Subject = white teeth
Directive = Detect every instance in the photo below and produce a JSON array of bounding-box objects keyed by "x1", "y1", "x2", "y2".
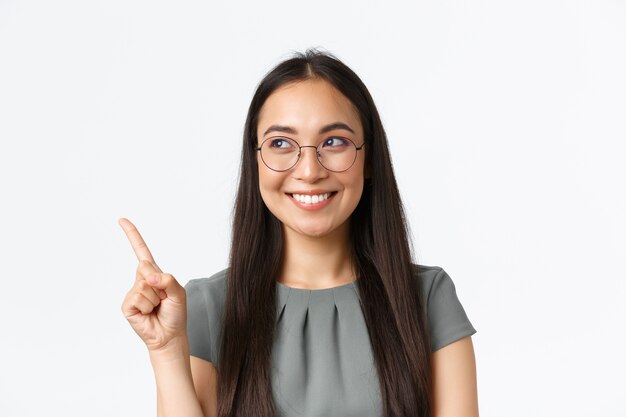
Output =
[{"x1": 292, "y1": 193, "x2": 331, "y2": 204}]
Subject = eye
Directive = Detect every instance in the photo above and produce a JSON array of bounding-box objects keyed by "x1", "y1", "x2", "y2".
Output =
[
  {"x1": 268, "y1": 138, "x2": 295, "y2": 149},
  {"x1": 321, "y1": 137, "x2": 350, "y2": 149}
]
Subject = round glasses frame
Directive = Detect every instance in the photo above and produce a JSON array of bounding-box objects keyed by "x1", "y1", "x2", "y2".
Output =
[{"x1": 256, "y1": 137, "x2": 366, "y2": 173}]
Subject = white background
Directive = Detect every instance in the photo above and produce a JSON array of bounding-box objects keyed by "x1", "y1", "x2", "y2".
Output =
[{"x1": 1, "y1": 0, "x2": 624, "y2": 416}]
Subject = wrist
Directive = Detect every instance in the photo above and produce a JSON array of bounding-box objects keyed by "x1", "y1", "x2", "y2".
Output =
[{"x1": 148, "y1": 336, "x2": 189, "y2": 363}]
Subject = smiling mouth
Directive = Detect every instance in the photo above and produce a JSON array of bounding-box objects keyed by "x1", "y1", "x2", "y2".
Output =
[{"x1": 287, "y1": 192, "x2": 337, "y2": 205}]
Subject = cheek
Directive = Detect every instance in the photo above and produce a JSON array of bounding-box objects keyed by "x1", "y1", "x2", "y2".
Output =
[
  {"x1": 346, "y1": 158, "x2": 366, "y2": 190},
  {"x1": 346, "y1": 160, "x2": 367, "y2": 204},
  {"x1": 258, "y1": 167, "x2": 286, "y2": 204},
  {"x1": 340, "y1": 172, "x2": 365, "y2": 205}
]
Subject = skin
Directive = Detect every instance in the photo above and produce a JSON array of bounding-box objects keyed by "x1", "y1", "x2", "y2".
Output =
[
  {"x1": 432, "y1": 336, "x2": 480, "y2": 417},
  {"x1": 255, "y1": 78, "x2": 366, "y2": 289},
  {"x1": 119, "y1": 218, "x2": 206, "y2": 417},
  {"x1": 120, "y1": 78, "x2": 479, "y2": 417}
]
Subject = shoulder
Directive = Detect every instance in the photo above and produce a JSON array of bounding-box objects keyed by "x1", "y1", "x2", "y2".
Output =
[
  {"x1": 185, "y1": 268, "x2": 229, "y2": 365},
  {"x1": 184, "y1": 268, "x2": 229, "y2": 316},
  {"x1": 410, "y1": 263, "x2": 477, "y2": 351},
  {"x1": 411, "y1": 263, "x2": 450, "y2": 299},
  {"x1": 185, "y1": 268, "x2": 229, "y2": 296}
]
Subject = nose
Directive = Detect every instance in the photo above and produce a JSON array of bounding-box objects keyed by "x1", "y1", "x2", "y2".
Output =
[{"x1": 292, "y1": 145, "x2": 327, "y2": 182}]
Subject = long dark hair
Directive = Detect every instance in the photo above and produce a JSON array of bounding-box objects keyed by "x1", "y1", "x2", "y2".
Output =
[{"x1": 218, "y1": 49, "x2": 432, "y2": 417}]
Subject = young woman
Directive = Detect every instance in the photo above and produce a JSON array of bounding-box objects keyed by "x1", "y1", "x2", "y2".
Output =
[{"x1": 121, "y1": 49, "x2": 478, "y2": 417}]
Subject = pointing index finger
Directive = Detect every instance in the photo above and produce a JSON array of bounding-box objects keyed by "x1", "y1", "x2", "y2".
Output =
[{"x1": 118, "y1": 218, "x2": 162, "y2": 272}]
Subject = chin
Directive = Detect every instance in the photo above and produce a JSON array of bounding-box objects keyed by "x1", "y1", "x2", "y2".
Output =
[
  {"x1": 298, "y1": 228, "x2": 331, "y2": 238},
  {"x1": 305, "y1": 230, "x2": 332, "y2": 238},
  {"x1": 290, "y1": 223, "x2": 335, "y2": 239}
]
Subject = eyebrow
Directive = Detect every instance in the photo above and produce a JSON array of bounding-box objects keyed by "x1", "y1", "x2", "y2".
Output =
[{"x1": 263, "y1": 122, "x2": 355, "y2": 137}]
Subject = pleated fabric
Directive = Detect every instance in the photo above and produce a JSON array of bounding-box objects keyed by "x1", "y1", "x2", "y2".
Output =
[
  {"x1": 272, "y1": 280, "x2": 381, "y2": 416},
  {"x1": 185, "y1": 265, "x2": 477, "y2": 417}
]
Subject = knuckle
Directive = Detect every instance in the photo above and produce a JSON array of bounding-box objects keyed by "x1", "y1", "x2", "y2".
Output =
[
  {"x1": 132, "y1": 293, "x2": 144, "y2": 305},
  {"x1": 152, "y1": 289, "x2": 164, "y2": 301}
]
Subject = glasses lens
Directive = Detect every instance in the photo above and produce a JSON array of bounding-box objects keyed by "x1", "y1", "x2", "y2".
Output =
[
  {"x1": 260, "y1": 137, "x2": 300, "y2": 171},
  {"x1": 317, "y1": 137, "x2": 358, "y2": 172}
]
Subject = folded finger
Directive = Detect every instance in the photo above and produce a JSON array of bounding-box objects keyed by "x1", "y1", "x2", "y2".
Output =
[
  {"x1": 144, "y1": 272, "x2": 185, "y2": 304},
  {"x1": 136, "y1": 259, "x2": 160, "y2": 282},
  {"x1": 137, "y1": 280, "x2": 163, "y2": 306},
  {"x1": 132, "y1": 292, "x2": 156, "y2": 315}
]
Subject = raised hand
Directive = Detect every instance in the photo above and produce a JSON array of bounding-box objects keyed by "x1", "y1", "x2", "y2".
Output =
[{"x1": 119, "y1": 218, "x2": 187, "y2": 352}]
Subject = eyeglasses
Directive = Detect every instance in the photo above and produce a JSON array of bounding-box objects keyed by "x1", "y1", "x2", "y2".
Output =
[{"x1": 256, "y1": 136, "x2": 365, "y2": 172}]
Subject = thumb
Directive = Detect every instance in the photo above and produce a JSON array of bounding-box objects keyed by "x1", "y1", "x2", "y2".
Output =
[{"x1": 147, "y1": 272, "x2": 185, "y2": 303}]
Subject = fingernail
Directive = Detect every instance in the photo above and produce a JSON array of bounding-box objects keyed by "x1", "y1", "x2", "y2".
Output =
[
  {"x1": 159, "y1": 290, "x2": 167, "y2": 299},
  {"x1": 149, "y1": 273, "x2": 160, "y2": 285}
]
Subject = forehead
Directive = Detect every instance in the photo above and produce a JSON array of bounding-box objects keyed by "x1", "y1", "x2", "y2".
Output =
[{"x1": 257, "y1": 79, "x2": 362, "y2": 137}]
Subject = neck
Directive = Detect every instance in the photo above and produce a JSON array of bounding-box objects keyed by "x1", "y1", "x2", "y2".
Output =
[{"x1": 278, "y1": 222, "x2": 355, "y2": 290}]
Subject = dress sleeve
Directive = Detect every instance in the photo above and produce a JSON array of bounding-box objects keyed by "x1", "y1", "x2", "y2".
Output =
[
  {"x1": 185, "y1": 279, "x2": 214, "y2": 364},
  {"x1": 426, "y1": 268, "x2": 477, "y2": 352}
]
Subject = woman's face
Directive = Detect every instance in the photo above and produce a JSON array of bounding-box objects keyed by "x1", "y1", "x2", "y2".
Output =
[{"x1": 256, "y1": 78, "x2": 366, "y2": 240}]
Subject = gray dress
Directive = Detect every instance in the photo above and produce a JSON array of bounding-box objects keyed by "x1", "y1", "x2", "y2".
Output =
[{"x1": 185, "y1": 264, "x2": 477, "y2": 417}]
